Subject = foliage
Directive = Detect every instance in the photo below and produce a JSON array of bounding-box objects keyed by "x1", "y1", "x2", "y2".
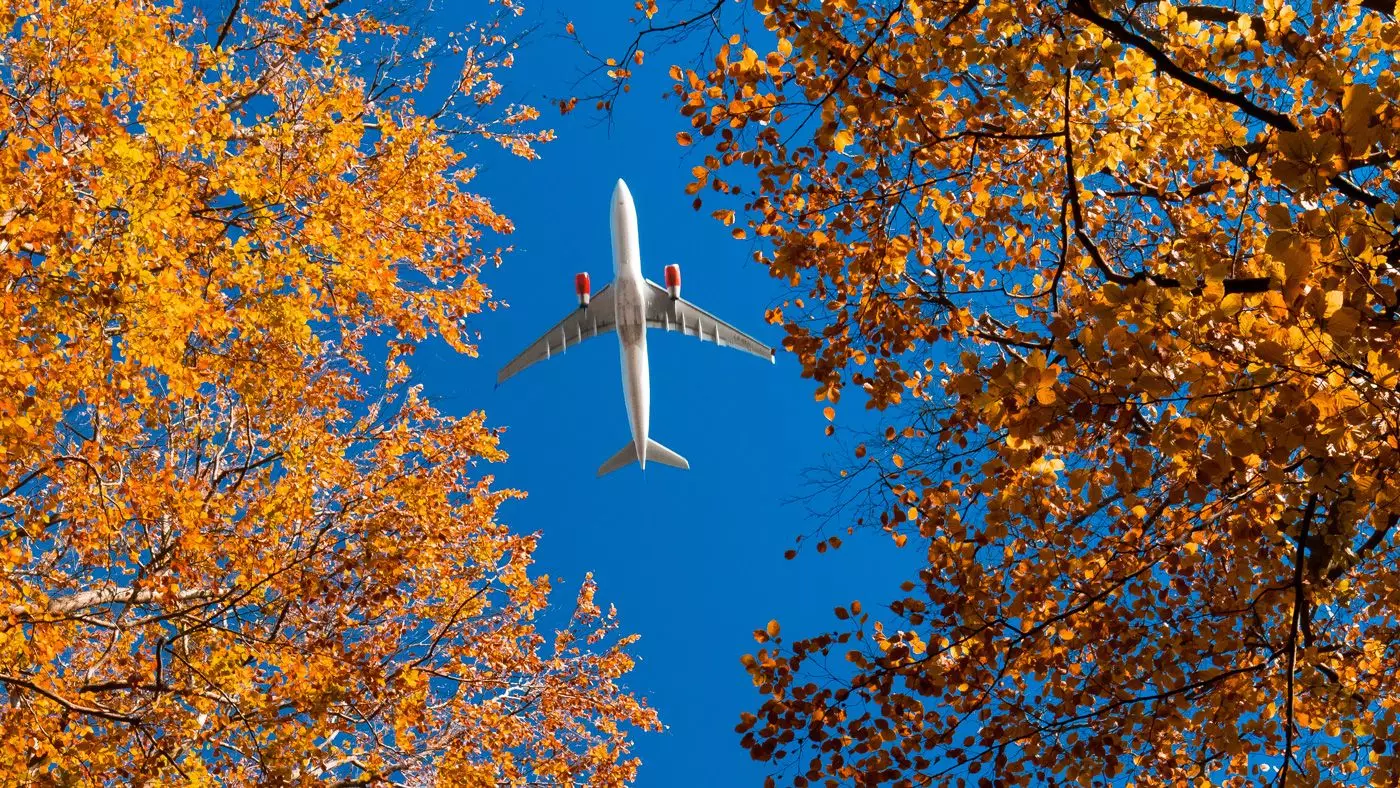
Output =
[
  {"x1": 649, "y1": 0, "x2": 1400, "y2": 783},
  {"x1": 0, "y1": 0, "x2": 656, "y2": 784}
]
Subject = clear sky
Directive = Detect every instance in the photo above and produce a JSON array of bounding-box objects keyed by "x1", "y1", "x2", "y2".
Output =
[{"x1": 415, "y1": 3, "x2": 916, "y2": 783}]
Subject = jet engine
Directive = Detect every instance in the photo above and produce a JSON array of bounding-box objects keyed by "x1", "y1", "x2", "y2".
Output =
[
  {"x1": 663, "y1": 264, "x2": 681, "y2": 300},
  {"x1": 575, "y1": 272, "x2": 591, "y2": 307}
]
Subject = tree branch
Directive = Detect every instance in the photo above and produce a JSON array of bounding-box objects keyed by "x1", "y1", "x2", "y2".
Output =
[
  {"x1": 1280, "y1": 492, "x2": 1319, "y2": 786},
  {"x1": 1066, "y1": 0, "x2": 1296, "y2": 131},
  {"x1": 1067, "y1": 0, "x2": 1386, "y2": 209},
  {"x1": 0, "y1": 673, "x2": 141, "y2": 724},
  {"x1": 212, "y1": 0, "x2": 242, "y2": 51},
  {"x1": 10, "y1": 587, "x2": 222, "y2": 620},
  {"x1": 1179, "y1": 6, "x2": 1303, "y2": 57},
  {"x1": 1062, "y1": 67, "x2": 1274, "y2": 296},
  {"x1": 1327, "y1": 511, "x2": 1399, "y2": 581}
]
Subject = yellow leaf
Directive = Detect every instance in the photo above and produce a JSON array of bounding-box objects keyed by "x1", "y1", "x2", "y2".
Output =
[
  {"x1": 1343, "y1": 83, "x2": 1384, "y2": 143},
  {"x1": 1324, "y1": 290, "x2": 1344, "y2": 318},
  {"x1": 833, "y1": 127, "x2": 855, "y2": 153}
]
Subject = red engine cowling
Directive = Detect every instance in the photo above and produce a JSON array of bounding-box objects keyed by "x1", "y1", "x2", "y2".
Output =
[
  {"x1": 575, "y1": 272, "x2": 591, "y2": 307},
  {"x1": 663, "y1": 264, "x2": 681, "y2": 300}
]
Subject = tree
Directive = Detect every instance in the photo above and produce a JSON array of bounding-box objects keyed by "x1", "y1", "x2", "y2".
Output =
[
  {"x1": 0, "y1": 0, "x2": 656, "y2": 783},
  {"x1": 636, "y1": 0, "x2": 1400, "y2": 782}
]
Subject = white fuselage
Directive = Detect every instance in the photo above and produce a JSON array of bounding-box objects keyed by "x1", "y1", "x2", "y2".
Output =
[{"x1": 609, "y1": 179, "x2": 651, "y2": 468}]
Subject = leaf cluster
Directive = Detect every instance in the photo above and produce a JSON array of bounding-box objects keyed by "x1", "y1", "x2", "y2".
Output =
[
  {"x1": 671, "y1": 0, "x2": 1400, "y2": 783},
  {"x1": 0, "y1": 1, "x2": 656, "y2": 784}
]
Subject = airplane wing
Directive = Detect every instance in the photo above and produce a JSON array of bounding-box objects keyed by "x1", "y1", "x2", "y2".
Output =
[
  {"x1": 497, "y1": 284, "x2": 617, "y2": 385},
  {"x1": 643, "y1": 280, "x2": 776, "y2": 363}
]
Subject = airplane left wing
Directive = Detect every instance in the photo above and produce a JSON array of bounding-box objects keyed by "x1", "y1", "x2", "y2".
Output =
[
  {"x1": 497, "y1": 284, "x2": 616, "y2": 385},
  {"x1": 643, "y1": 280, "x2": 775, "y2": 363}
]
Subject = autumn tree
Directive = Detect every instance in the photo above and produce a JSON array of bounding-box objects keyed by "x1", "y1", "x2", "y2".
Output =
[
  {"x1": 600, "y1": 0, "x2": 1400, "y2": 783},
  {"x1": 0, "y1": 0, "x2": 657, "y2": 784}
]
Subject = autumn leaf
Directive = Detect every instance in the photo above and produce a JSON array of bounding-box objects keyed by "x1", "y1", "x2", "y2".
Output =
[{"x1": 832, "y1": 127, "x2": 855, "y2": 153}]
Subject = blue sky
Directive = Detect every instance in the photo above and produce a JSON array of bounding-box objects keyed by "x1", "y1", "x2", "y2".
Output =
[{"x1": 404, "y1": 2, "x2": 918, "y2": 784}]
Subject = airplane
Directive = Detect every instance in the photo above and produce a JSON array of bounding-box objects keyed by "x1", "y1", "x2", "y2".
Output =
[{"x1": 497, "y1": 178, "x2": 775, "y2": 476}]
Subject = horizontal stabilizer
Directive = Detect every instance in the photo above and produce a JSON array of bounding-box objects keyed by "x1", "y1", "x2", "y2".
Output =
[
  {"x1": 598, "y1": 442, "x2": 638, "y2": 477},
  {"x1": 597, "y1": 438, "x2": 691, "y2": 476},
  {"x1": 645, "y1": 438, "x2": 689, "y2": 471}
]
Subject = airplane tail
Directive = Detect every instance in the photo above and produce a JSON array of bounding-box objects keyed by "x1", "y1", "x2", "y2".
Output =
[{"x1": 597, "y1": 438, "x2": 690, "y2": 476}]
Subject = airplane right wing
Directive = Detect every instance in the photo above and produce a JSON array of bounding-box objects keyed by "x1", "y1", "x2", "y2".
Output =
[
  {"x1": 643, "y1": 280, "x2": 775, "y2": 363},
  {"x1": 497, "y1": 284, "x2": 616, "y2": 385}
]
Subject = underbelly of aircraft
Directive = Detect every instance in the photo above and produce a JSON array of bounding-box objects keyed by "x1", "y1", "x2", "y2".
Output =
[{"x1": 616, "y1": 283, "x2": 646, "y2": 346}]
